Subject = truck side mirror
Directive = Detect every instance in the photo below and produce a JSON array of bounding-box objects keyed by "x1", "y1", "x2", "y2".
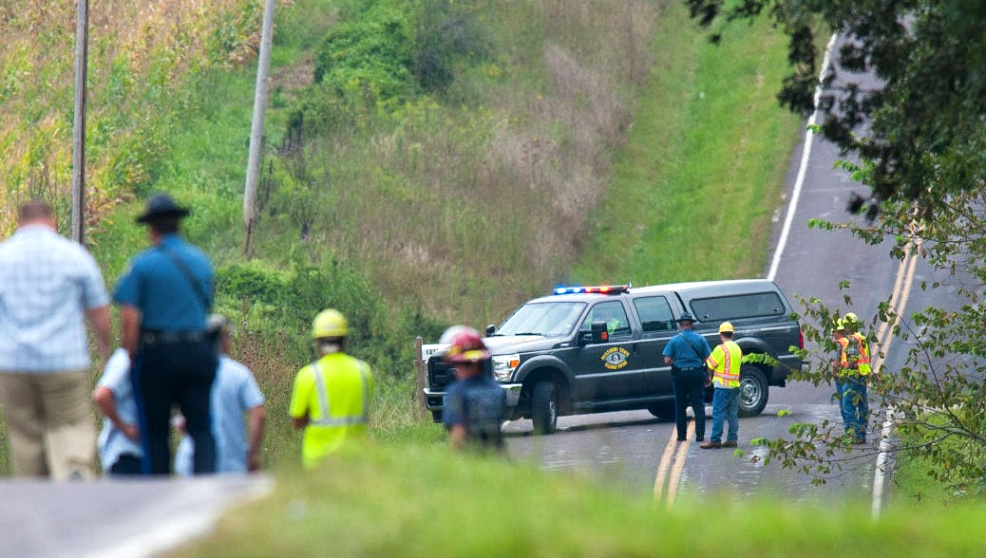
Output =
[
  {"x1": 486, "y1": 324, "x2": 496, "y2": 336},
  {"x1": 580, "y1": 321, "x2": 609, "y2": 345}
]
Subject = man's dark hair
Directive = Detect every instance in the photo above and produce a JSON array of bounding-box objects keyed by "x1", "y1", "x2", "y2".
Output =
[
  {"x1": 18, "y1": 200, "x2": 53, "y2": 223},
  {"x1": 148, "y1": 216, "x2": 181, "y2": 235},
  {"x1": 722, "y1": 331, "x2": 734, "y2": 339}
]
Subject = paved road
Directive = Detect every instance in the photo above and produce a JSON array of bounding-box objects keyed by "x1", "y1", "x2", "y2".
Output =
[
  {"x1": 505, "y1": 36, "x2": 959, "y2": 508},
  {"x1": 0, "y1": 475, "x2": 272, "y2": 557}
]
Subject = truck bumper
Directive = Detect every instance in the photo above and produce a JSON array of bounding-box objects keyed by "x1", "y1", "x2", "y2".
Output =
[{"x1": 424, "y1": 383, "x2": 523, "y2": 415}]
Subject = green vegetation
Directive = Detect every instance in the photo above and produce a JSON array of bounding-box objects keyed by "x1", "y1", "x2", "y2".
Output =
[
  {"x1": 176, "y1": 442, "x2": 986, "y2": 557},
  {"x1": 687, "y1": 0, "x2": 986, "y2": 500},
  {"x1": 0, "y1": 0, "x2": 803, "y2": 475},
  {"x1": 4, "y1": 0, "x2": 976, "y2": 551},
  {"x1": 574, "y1": 6, "x2": 802, "y2": 284}
]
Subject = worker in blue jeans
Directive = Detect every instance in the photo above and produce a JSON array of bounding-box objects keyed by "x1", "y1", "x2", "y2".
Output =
[{"x1": 701, "y1": 322, "x2": 742, "y2": 449}]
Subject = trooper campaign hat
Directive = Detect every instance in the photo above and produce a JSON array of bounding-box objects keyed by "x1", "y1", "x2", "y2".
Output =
[
  {"x1": 135, "y1": 193, "x2": 190, "y2": 224},
  {"x1": 676, "y1": 312, "x2": 696, "y2": 323}
]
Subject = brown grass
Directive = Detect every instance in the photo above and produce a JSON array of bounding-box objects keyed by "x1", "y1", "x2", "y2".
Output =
[
  {"x1": 280, "y1": 0, "x2": 663, "y2": 327},
  {"x1": 0, "y1": 0, "x2": 260, "y2": 237}
]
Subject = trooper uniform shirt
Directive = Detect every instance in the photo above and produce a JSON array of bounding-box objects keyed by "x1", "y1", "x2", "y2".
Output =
[
  {"x1": 114, "y1": 233, "x2": 213, "y2": 332},
  {"x1": 114, "y1": 231, "x2": 217, "y2": 475},
  {"x1": 443, "y1": 374, "x2": 507, "y2": 451}
]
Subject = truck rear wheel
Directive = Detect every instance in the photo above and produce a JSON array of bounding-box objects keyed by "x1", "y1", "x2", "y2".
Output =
[
  {"x1": 648, "y1": 401, "x2": 675, "y2": 421},
  {"x1": 531, "y1": 381, "x2": 558, "y2": 435},
  {"x1": 738, "y1": 365, "x2": 768, "y2": 417}
]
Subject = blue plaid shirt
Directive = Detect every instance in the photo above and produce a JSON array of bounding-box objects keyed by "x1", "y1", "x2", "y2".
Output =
[{"x1": 0, "y1": 225, "x2": 110, "y2": 372}]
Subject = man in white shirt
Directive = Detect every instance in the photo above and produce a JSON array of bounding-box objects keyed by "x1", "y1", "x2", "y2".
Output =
[{"x1": 175, "y1": 316, "x2": 266, "y2": 475}]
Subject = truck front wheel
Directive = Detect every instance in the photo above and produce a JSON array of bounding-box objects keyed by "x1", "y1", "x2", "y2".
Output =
[{"x1": 531, "y1": 381, "x2": 558, "y2": 435}]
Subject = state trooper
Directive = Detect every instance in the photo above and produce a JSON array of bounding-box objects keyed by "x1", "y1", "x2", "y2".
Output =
[{"x1": 114, "y1": 193, "x2": 217, "y2": 475}]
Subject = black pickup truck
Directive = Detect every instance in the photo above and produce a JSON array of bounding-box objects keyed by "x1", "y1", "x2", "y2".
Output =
[{"x1": 423, "y1": 279, "x2": 804, "y2": 434}]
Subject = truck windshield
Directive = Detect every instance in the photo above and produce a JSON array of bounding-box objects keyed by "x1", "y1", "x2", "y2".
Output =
[{"x1": 495, "y1": 301, "x2": 586, "y2": 337}]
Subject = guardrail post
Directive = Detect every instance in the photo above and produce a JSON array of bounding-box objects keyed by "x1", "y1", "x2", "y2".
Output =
[{"x1": 414, "y1": 336, "x2": 428, "y2": 420}]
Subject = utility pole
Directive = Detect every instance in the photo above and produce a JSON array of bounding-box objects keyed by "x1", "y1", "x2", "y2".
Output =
[
  {"x1": 71, "y1": 0, "x2": 89, "y2": 244},
  {"x1": 243, "y1": 0, "x2": 276, "y2": 254}
]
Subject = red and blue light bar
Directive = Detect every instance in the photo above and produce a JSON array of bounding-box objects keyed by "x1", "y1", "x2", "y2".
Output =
[{"x1": 553, "y1": 284, "x2": 629, "y2": 296}]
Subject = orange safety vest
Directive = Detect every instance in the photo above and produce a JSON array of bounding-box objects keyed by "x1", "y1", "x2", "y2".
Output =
[
  {"x1": 838, "y1": 333, "x2": 872, "y2": 376},
  {"x1": 706, "y1": 340, "x2": 742, "y2": 388}
]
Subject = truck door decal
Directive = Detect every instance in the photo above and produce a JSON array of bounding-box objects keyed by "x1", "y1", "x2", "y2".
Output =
[{"x1": 602, "y1": 347, "x2": 630, "y2": 370}]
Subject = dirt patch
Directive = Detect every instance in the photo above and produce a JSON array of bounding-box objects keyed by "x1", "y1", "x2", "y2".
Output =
[{"x1": 270, "y1": 55, "x2": 315, "y2": 94}]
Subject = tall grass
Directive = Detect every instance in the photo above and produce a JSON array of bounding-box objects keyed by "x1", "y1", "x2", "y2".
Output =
[
  {"x1": 254, "y1": 0, "x2": 664, "y2": 329},
  {"x1": 573, "y1": 2, "x2": 804, "y2": 285},
  {"x1": 0, "y1": 0, "x2": 261, "y2": 238}
]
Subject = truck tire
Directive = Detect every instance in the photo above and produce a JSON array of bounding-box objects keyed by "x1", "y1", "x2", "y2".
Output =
[
  {"x1": 648, "y1": 401, "x2": 675, "y2": 422},
  {"x1": 531, "y1": 381, "x2": 558, "y2": 435},
  {"x1": 738, "y1": 364, "x2": 769, "y2": 417}
]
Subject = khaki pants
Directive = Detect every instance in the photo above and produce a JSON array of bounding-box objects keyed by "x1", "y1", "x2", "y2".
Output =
[{"x1": 0, "y1": 370, "x2": 96, "y2": 480}]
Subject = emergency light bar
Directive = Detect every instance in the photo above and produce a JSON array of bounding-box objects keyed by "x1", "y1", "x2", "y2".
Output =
[{"x1": 553, "y1": 284, "x2": 629, "y2": 296}]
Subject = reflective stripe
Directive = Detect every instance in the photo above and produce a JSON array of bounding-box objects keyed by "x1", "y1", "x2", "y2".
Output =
[
  {"x1": 309, "y1": 361, "x2": 369, "y2": 427},
  {"x1": 840, "y1": 333, "x2": 872, "y2": 376},
  {"x1": 708, "y1": 340, "x2": 741, "y2": 388}
]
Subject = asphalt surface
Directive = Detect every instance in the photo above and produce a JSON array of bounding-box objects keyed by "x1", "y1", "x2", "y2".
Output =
[
  {"x1": 0, "y1": 475, "x2": 272, "y2": 557},
  {"x1": 505, "y1": 36, "x2": 961, "y2": 508}
]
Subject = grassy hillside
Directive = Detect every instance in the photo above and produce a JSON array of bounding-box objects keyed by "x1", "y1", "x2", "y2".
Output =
[{"x1": 0, "y1": 0, "x2": 803, "y2": 473}]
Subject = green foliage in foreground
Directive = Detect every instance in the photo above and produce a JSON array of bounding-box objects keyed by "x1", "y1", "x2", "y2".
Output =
[{"x1": 177, "y1": 443, "x2": 986, "y2": 557}]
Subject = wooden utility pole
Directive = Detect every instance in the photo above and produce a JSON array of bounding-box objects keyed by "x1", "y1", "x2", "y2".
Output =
[
  {"x1": 243, "y1": 0, "x2": 276, "y2": 251},
  {"x1": 415, "y1": 336, "x2": 428, "y2": 420},
  {"x1": 71, "y1": 0, "x2": 89, "y2": 244}
]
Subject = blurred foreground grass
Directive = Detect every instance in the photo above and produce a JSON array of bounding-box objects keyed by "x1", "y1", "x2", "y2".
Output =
[{"x1": 175, "y1": 442, "x2": 986, "y2": 557}]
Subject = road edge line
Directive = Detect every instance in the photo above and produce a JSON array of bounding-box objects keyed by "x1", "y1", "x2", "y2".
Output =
[{"x1": 767, "y1": 33, "x2": 838, "y2": 282}]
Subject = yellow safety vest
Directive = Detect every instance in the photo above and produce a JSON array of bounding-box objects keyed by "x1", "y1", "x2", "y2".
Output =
[
  {"x1": 289, "y1": 352, "x2": 373, "y2": 469},
  {"x1": 706, "y1": 340, "x2": 742, "y2": 388},
  {"x1": 839, "y1": 333, "x2": 872, "y2": 376}
]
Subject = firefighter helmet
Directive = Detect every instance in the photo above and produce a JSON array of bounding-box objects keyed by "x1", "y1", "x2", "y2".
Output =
[
  {"x1": 446, "y1": 327, "x2": 490, "y2": 364},
  {"x1": 312, "y1": 309, "x2": 348, "y2": 339}
]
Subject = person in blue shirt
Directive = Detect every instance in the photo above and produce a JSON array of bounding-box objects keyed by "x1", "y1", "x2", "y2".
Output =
[
  {"x1": 442, "y1": 327, "x2": 506, "y2": 453},
  {"x1": 662, "y1": 312, "x2": 712, "y2": 442},
  {"x1": 174, "y1": 315, "x2": 266, "y2": 476},
  {"x1": 114, "y1": 193, "x2": 218, "y2": 475},
  {"x1": 93, "y1": 348, "x2": 143, "y2": 475}
]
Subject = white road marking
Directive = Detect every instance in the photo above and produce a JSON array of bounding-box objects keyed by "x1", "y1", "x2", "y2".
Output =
[
  {"x1": 86, "y1": 477, "x2": 274, "y2": 558},
  {"x1": 766, "y1": 33, "x2": 838, "y2": 283},
  {"x1": 870, "y1": 238, "x2": 920, "y2": 518}
]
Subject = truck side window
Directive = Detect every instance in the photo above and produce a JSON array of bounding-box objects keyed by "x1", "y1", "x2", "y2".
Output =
[
  {"x1": 690, "y1": 292, "x2": 785, "y2": 321},
  {"x1": 633, "y1": 296, "x2": 675, "y2": 332},
  {"x1": 580, "y1": 301, "x2": 631, "y2": 337}
]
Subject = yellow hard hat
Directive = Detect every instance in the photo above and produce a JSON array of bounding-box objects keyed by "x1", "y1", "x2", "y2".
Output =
[
  {"x1": 312, "y1": 309, "x2": 348, "y2": 339},
  {"x1": 719, "y1": 322, "x2": 734, "y2": 334},
  {"x1": 844, "y1": 312, "x2": 859, "y2": 324}
]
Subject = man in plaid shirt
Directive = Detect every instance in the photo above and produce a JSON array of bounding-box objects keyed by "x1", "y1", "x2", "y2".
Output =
[{"x1": 0, "y1": 200, "x2": 112, "y2": 480}]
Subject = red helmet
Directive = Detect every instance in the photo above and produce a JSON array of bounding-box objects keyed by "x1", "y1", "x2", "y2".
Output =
[{"x1": 446, "y1": 327, "x2": 490, "y2": 364}]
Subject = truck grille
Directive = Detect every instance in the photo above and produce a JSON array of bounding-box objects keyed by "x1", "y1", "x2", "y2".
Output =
[{"x1": 427, "y1": 356, "x2": 457, "y2": 390}]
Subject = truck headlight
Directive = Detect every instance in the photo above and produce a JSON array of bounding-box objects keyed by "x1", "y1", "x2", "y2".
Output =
[{"x1": 492, "y1": 354, "x2": 520, "y2": 381}]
